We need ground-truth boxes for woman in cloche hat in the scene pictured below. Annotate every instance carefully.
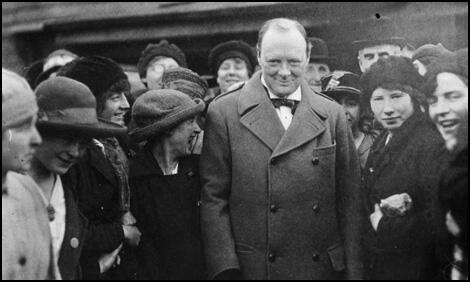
[27,76,126,280]
[129,89,206,279]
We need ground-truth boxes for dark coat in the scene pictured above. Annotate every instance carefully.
[58,179,89,280]
[200,73,363,280]
[64,144,134,280]
[362,112,452,280]
[129,150,206,280]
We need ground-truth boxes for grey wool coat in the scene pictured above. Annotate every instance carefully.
[200,72,364,280]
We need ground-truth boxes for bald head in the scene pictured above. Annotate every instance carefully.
[257,18,310,56]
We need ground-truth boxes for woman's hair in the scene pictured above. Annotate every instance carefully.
[96,78,130,114]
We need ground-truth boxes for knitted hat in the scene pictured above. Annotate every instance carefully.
[2,68,38,132]
[308,37,336,66]
[35,76,126,138]
[57,56,128,99]
[422,48,468,96]
[412,43,452,66]
[161,67,208,100]
[352,17,406,53]
[321,71,362,101]
[360,56,425,102]
[137,40,187,79]
[129,89,205,142]
[208,40,257,76]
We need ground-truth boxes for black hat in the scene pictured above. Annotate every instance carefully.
[361,56,425,102]
[321,71,362,101]
[352,17,406,54]
[137,40,187,79]
[308,37,336,66]
[412,43,452,65]
[422,48,468,96]
[57,56,128,99]
[208,40,257,76]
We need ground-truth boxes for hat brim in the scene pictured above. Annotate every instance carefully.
[37,119,127,139]
[323,88,362,101]
[129,100,205,142]
[352,37,407,53]
[309,56,337,65]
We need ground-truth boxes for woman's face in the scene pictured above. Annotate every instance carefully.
[370,87,415,132]
[99,92,130,126]
[339,94,360,131]
[305,62,331,92]
[217,58,250,93]
[167,117,201,157]
[145,57,179,90]
[2,116,42,174]
[34,134,89,175]
[428,72,468,151]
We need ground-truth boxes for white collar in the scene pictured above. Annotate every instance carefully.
[261,75,301,101]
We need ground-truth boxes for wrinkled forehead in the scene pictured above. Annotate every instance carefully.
[359,44,401,57]
[260,28,307,53]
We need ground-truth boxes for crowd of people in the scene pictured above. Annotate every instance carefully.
[2,16,468,280]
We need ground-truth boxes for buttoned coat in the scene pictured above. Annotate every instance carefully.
[200,73,363,280]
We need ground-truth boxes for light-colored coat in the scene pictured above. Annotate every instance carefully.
[200,73,363,280]
[2,172,53,280]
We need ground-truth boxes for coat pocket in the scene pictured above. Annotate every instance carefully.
[312,143,336,157]
[327,242,345,272]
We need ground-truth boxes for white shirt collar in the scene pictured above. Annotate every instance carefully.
[261,75,301,101]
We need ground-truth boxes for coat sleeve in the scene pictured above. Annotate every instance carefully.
[199,101,240,279]
[334,108,364,279]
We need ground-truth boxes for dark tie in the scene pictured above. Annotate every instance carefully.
[271,98,299,114]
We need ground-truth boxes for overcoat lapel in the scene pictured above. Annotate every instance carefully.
[272,81,327,158]
[238,73,285,151]
[88,145,118,186]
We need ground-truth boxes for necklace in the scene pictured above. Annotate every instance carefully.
[36,174,57,222]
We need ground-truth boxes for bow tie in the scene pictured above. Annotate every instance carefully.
[271,98,299,114]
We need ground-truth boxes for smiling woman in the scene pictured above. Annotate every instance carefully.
[128,89,206,279]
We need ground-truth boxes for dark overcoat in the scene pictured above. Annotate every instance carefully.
[200,72,363,280]
[362,112,452,280]
[129,151,206,280]
[64,145,137,279]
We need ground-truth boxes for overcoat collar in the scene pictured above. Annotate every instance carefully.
[238,72,328,158]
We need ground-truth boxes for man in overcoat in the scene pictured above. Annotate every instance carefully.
[200,18,363,280]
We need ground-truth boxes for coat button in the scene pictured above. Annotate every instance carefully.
[312,203,320,213]
[312,253,320,261]
[369,167,374,173]
[70,237,80,249]
[100,206,105,211]
[270,204,278,213]
[312,157,320,165]
[268,253,276,262]
[187,171,195,177]
[18,256,27,266]
[270,158,277,165]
